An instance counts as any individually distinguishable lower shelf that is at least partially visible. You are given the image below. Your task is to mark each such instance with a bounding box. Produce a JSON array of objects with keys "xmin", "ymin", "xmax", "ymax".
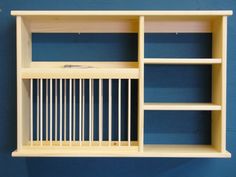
[{"xmin": 12, "ymin": 144, "xmax": 231, "ymax": 158}]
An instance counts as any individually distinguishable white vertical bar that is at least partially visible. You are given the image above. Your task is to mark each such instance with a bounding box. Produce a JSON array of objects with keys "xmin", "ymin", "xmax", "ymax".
[
  {"xmin": 89, "ymin": 79, "xmax": 92, "ymax": 145},
  {"xmin": 73, "ymin": 79, "xmax": 76, "ymax": 142},
  {"xmin": 46, "ymin": 79, "xmax": 48, "ymax": 142},
  {"xmin": 64, "ymin": 79, "xmax": 67, "ymax": 142},
  {"xmin": 128, "ymin": 79, "xmax": 131, "ymax": 146},
  {"xmin": 69, "ymin": 79, "xmax": 72, "ymax": 146},
  {"xmin": 55, "ymin": 79, "xmax": 58, "ymax": 141},
  {"xmin": 99, "ymin": 79, "xmax": 103, "ymax": 145},
  {"xmin": 30, "ymin": 79, "xmax": 33, "ymax": 146},
  {"xmin": 37, "ymin": 79, "xmax": 39, "ymax": 142},
  {"xmin": 118, "ymin": 79, "xmax": 121, "ymax": 146},
  {"xmin": 79, "ymin": 79, "xmax": 82, "ymax": 145},
  {"xmin": 91, "ymin": 79, "xmax": 94, "ymax": 142},
  {"xmin": 40, "ymin": 79, "xmax": 43, "ymax": 146},
  {"xmin": 82, "ymin": 79, "xmax": 85, "ymax": 141},
  {"xmin": 60, "ymin": 79, "xmax": 62, "ymax": 146},
  {"xmin": 109, "ymin": 79, "xmax": 112, "ymax": 146},
  {"xmin": 50, "ymin": 79, "xmax": 52, "ymax": 146}
]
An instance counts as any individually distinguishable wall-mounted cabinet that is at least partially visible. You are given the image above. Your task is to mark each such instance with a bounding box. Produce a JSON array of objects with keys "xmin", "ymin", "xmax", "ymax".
[{"xmin": 11, "ymin": 10, "xmax": 232, "ymax": 157}]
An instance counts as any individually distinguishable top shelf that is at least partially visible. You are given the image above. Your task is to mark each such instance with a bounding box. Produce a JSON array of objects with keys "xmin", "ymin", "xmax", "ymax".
[
  {"xmin": 11, "ymin": 10, "xmax": 233, "ymax": 16},
  {"xmin": 12, "ymin": 10, "xmax": 233, "ymax": 33}
]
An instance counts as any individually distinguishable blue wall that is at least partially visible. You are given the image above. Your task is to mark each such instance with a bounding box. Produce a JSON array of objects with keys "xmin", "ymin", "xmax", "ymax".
[{"xmin": 0, "ymin": 0, "xmax": 236, "ymax": 177}]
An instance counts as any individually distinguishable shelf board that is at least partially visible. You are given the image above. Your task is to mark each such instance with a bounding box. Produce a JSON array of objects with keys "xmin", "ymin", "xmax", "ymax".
[
  {"xmin": 143, "ymin": 145, "xmax": 231, "ymax": 158},
  {"xmin": 11, "ymin": 10, "xmax": 233, "ymax": 16},
  {"xmin": 143, "ymin": 103, "xmax": 222, "ymax": 111},
  {"xmin": 12, "ymin": 145, "xmax": 231, "ymax": 157},
  {"xmin": 144, "ymin": 58, "xmax": 222, "ymax": 64},
  {"xmin": 21, "ymin": 68, "xmax": 139, "ymax": 79}
]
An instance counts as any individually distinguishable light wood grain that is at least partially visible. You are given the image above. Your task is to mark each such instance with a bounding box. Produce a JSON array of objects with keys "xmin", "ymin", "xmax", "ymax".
[
  {"xmin": 11, "ymin": 10, "xmax": 233, "ymax": 16},
  {"xmin": 21, "ymin": 68, "xmax": 139, "ymax": 79},
  {"xmin": 144, "ymin": 103, "xmax": 222, "ymax": 111},
  {"xmin": 138, "ymin": 16, "xmax": 144, "ymax": 152},
  {"xmin": 12, "ymin": 145, "xmax": 231, "ymax": 158},
  {"xmin": 212, "ymin": 16, "xmax": 228, "ymax": 152},
  {"xmin": 144, "ymin": 58, "xmax": 222, "ymax": 64},
  {"xmin": 145, "ymin": 19, "xmax": 212, "ymax": 33}
]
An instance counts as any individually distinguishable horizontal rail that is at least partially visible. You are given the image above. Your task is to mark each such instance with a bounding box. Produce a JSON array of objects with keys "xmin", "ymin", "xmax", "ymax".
[{"xmin": 21, "ymin": 68, "xmax": 139, "ymax": 79}]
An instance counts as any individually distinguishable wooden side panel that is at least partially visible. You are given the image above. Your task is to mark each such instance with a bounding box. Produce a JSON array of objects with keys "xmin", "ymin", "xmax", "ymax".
[
  {"xmin": 212, "ymin": 16, "xmax": 227, "ymax": 152},
  {"xmin": 138, "ymin": 16, "xmax": 144, "ymax": 152},
  {"xmin": 17, "ymin": 17, "xmax": 32, "ymax": 149}
]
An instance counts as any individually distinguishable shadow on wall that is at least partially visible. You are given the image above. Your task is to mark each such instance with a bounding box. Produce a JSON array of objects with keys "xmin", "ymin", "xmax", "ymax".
[{"xmin": 26, "ymin": 158, "xmax": 193, "ymax": 177}]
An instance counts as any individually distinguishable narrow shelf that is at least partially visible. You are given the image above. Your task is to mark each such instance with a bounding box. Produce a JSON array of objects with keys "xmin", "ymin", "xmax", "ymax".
[
  {"xmin": 12, "ymin": 145, "xmax": 231, "ymax": 158},
  {"xmin": 143, "ymin": 145, "xmax": 231, "ymax": 158},
  {"xmin": 144, "ymin": 58, "xmax": 222, "ymax": 64},
  {"xmin": 143, "ymin": 103, "xmax": 222, "ymax": 111},
  {"xmin": 21, "ymin": 68, "xmax": 139, "ymax": 79}
]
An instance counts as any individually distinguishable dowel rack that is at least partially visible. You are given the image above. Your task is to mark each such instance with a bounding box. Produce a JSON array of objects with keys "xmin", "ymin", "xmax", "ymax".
[{"xmin": 11, "ymin": 10, "xmax": 232, "ymax": 157}]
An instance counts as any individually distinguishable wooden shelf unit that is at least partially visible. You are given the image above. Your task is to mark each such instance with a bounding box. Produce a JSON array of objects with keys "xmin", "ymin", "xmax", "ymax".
[{"xmin": 11, "ymin": 10, "xmax": 232, "ymax": 157}]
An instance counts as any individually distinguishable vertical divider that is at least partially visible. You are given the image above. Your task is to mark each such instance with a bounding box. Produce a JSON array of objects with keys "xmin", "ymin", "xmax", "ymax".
[
  {"xmin": 128, "ymin": 79, "xmax": 131, "ymax": 146},
  {"xmin": 30, "ymin": 79, "xmax": 33, "ymax": 146},
  {"xmin": 118, "ymin": 79, "xmax": 121, "ymax": 146},
  {"xmin": 60, "ymin": 79, "xmax": 62, "ymax": 146},
  {"xmin": 109, "ymin": 79, "xmax": 112, "ymax": 146},
  {"xmin": 99, "ymin": 79, "xmax": 103, "ymax": 145},
  {"xmin": 138, "ymin": 16, "xmax": 145, "ymax": 151}
]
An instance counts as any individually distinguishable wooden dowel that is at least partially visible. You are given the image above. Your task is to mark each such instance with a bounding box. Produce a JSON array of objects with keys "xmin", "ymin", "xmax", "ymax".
[
  {"xmin": 89, "ymin": 79, "xmax": 92, "ymax": 145},
  {"xmin": 82, "ymin": 79, "xmax": 85, "ymax": 141},
  {"xmin": 73, "ymin": 79, "xmax": 76, "ymax": 142},
  {"xmin": 91, "ymin": 79, "xmax": 94, "ymax": 142},
  {"xmin": 55, "ymin": 79, "xmax": 58, "ymax": 141},
  {"xmin": 128, "ymin": 79, "xmax": 131, "ymax": 146},
  {"xmin": 64, "ymin": 79, "xmax": 67, "ymax": 141},
  {"xmin": 118, "ymin": 79, "xmax": 121, "ymax": 146},
  {"xmin": 50, "ymin": 79, "xmax": 52, "ymax": 146},
  {"xmin": 99, "ymin": 79, "xmax": 103, "ymax": 145},
  {"xmin": 69, "ymin": 79, "xmax": 72, "ymax": 145},
  {"xmin": 60, "ymin": 79, "xmax": 62, "ymax": 146},
  {"xmin": 37, "ymin": 79, "xmax": 39, "ymax": 142},
  {"xmin": 109, "ymin": 79, "xmax": 112, "ymax": 146},
  {"xmin": 79, "ymin": 79, "xmax": 82, "ymax": 145},
  {"xmin": 46, "ymin": 79, "xmax": 48, "ymax": 142},
  {"xmin": 40, "ymin": 79, "xmax": 43, "ymax": 146},
  {"xmin": 30, "ymin": 79, "xmax": 33, "ymax": 146}
]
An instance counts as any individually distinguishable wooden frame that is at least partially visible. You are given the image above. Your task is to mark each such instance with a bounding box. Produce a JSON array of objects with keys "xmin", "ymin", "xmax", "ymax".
[{"xmin": 11, "ymin": 10, "xmax": 232, "ymax": 157}]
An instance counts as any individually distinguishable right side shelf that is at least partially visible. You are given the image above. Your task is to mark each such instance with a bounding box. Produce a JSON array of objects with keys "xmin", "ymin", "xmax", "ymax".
[{"xmin": 140, "ymin": 15, "xmax": 231, "ymax": 157}]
